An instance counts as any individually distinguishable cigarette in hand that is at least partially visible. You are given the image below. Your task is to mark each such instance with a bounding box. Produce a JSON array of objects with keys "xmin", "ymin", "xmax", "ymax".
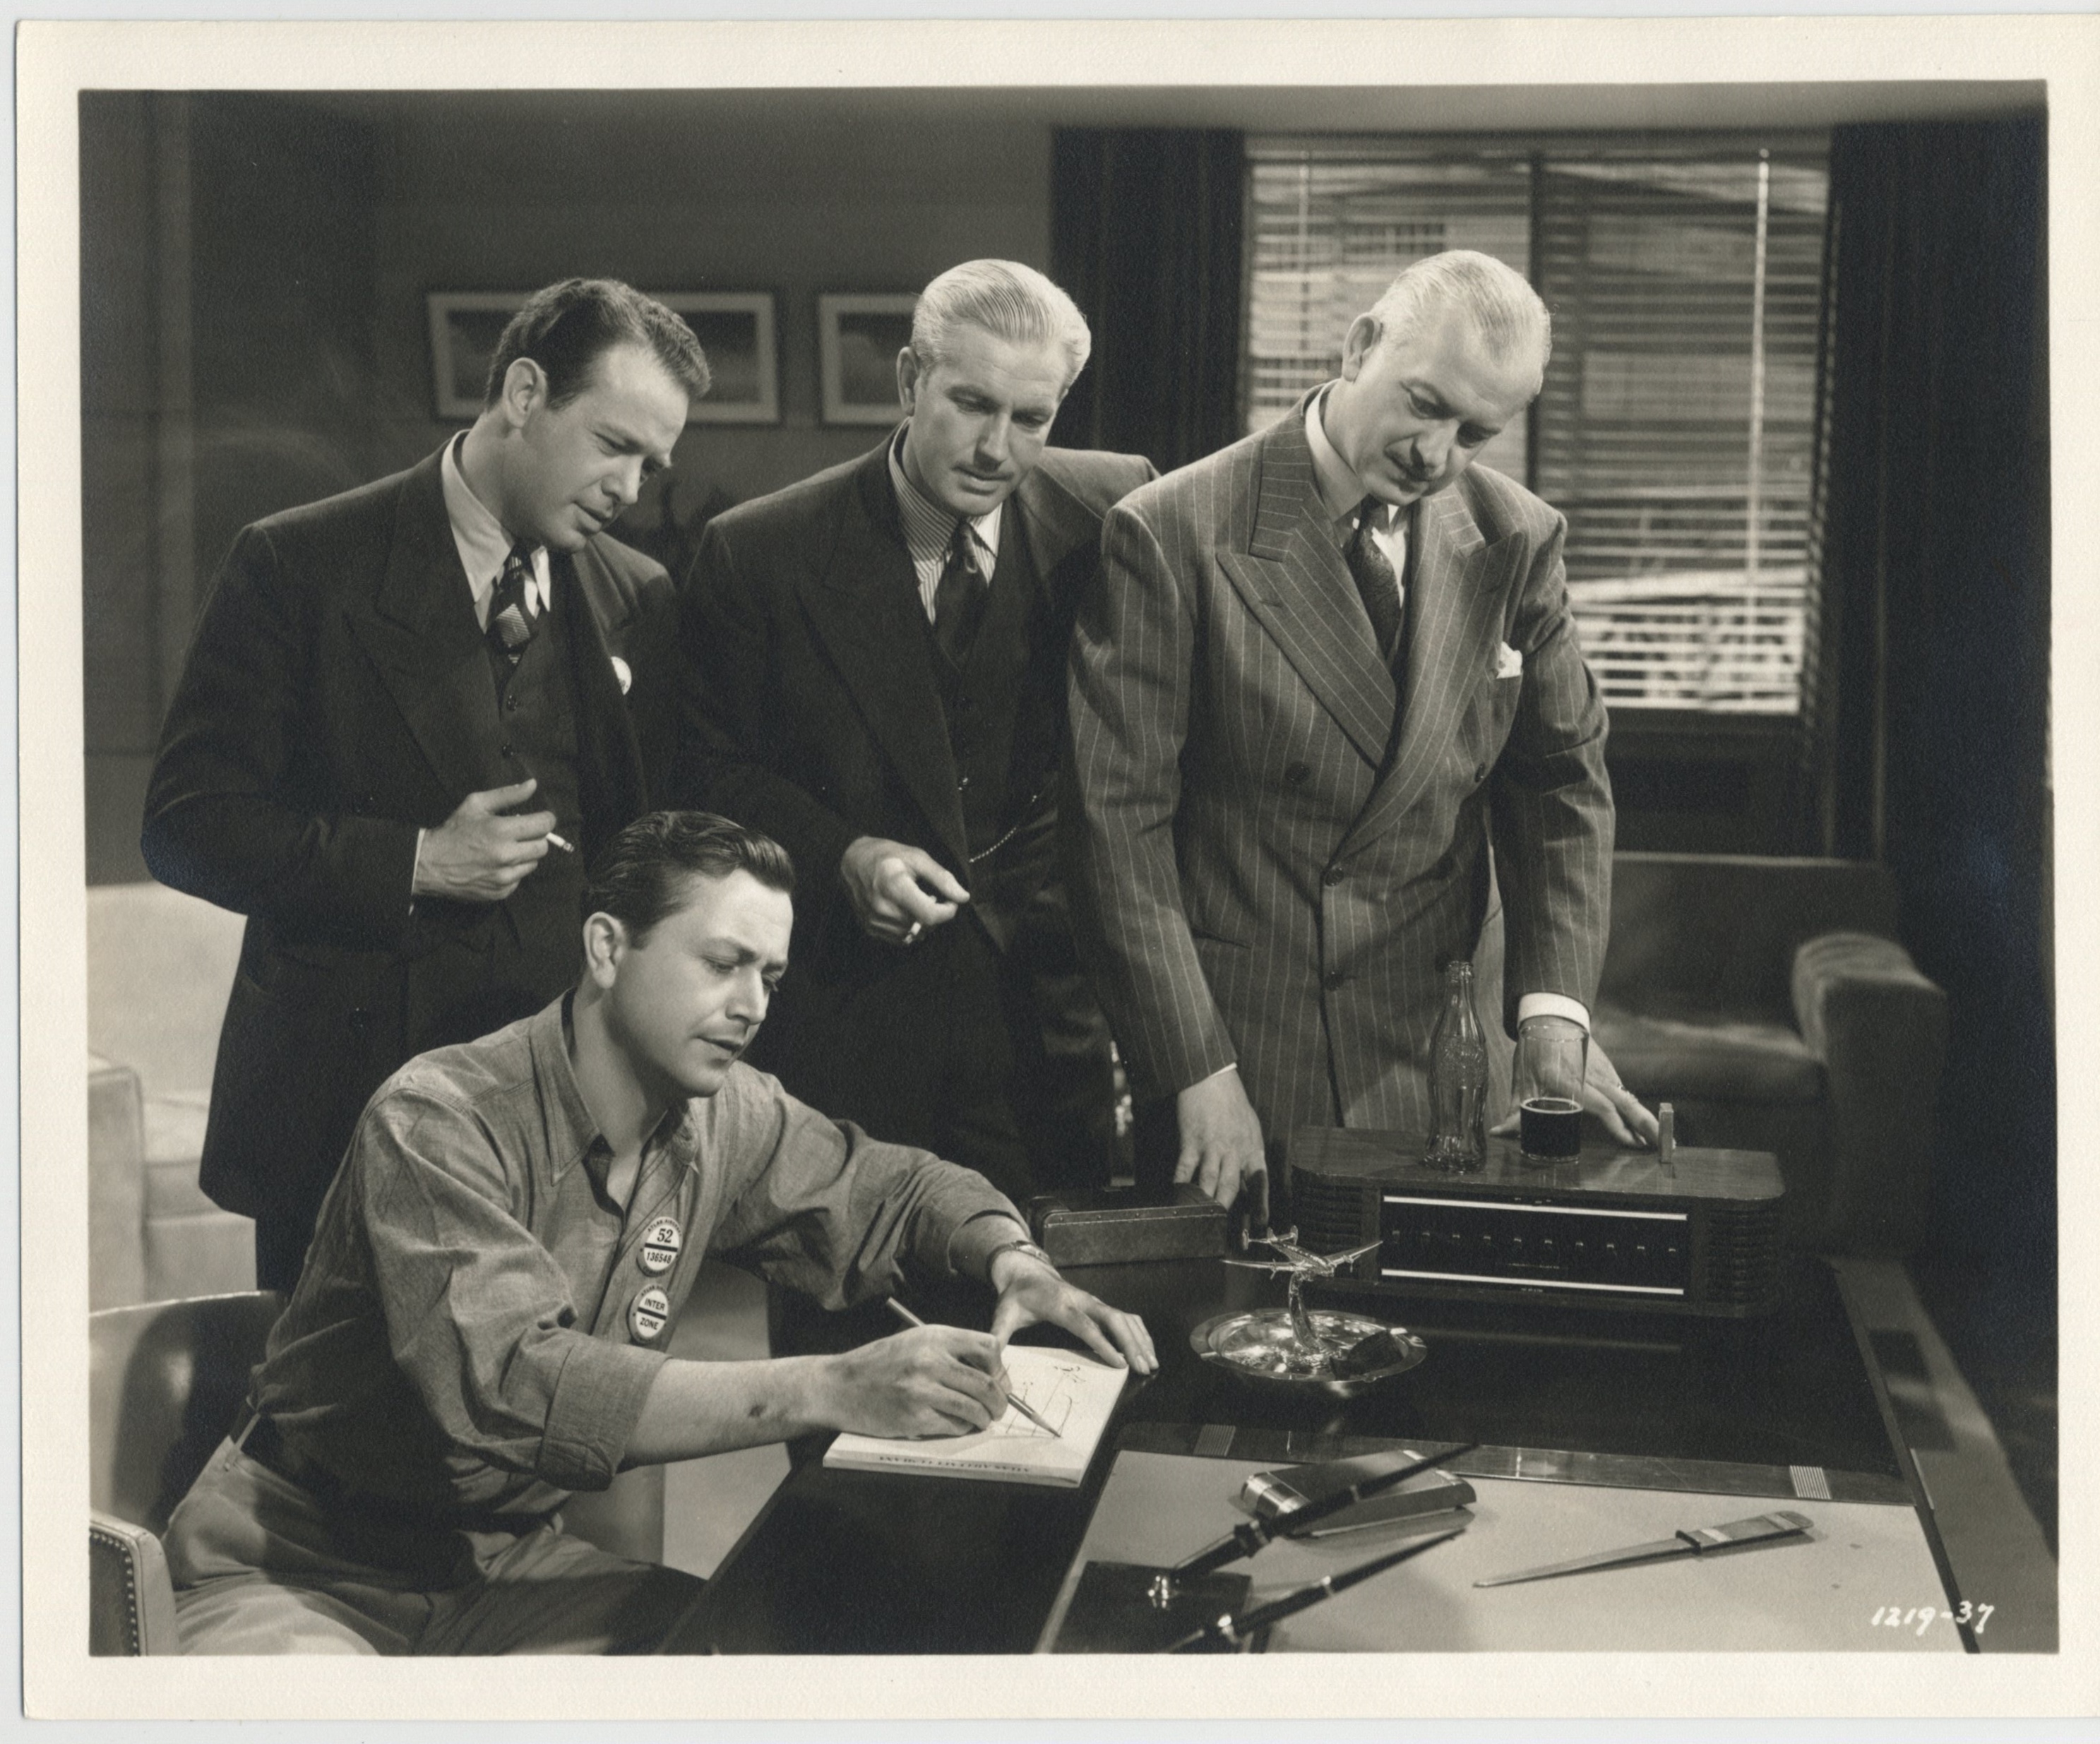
[{"xmin": 546, "ymin": 831, "xmax": 575, "ymax": 854}]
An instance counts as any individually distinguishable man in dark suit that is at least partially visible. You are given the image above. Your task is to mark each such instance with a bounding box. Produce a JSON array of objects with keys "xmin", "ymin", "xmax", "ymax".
[
  {"xmin": 1067, "ymin": 251, "xmax": 1657, "ymax": 1218},
  {"xmin": 143, "ymin": 277, "xmax": 709, "ymax": 1290},
  {"xmin": 679, "ymin": 260, "xmax": 1154, "ymax": 1211}
]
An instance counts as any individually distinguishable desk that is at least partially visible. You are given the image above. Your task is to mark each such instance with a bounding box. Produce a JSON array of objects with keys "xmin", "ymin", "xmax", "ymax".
[{"xmin": 676, "ymin": 1255, "xmax": 1958, "ymax": 1654}]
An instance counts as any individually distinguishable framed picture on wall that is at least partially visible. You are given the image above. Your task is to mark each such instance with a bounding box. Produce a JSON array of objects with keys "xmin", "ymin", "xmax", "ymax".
[
  {"xmin": 426, "ymin": 290, "xmax": 780, "ymax": 424},
  {"xmin": 817, "ymin": 292, "xmax": 918, "ymax": 424}
]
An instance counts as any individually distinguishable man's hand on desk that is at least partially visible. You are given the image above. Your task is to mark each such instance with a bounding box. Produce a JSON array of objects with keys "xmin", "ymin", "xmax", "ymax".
[
  {"xmin": 839, "ymin": 836, "xmax": 970, "ymax": 945},
  {"xmin": 1174, "ymin": 1068, "xmax": 1271, "ymax": 1229},
  {"xmin": 1490, "ymin": 1017, "xmax": 1661, "ymax": 1149},
  {"xmin": 988, "ymin": 1248, "xmax": 1158, "ymax": 1375}
]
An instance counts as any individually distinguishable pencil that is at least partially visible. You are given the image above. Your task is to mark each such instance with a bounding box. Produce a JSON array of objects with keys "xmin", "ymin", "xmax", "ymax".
[{"xmin": 884, "ymin": 1298, "xmax": 1062, "ymax": 1438}]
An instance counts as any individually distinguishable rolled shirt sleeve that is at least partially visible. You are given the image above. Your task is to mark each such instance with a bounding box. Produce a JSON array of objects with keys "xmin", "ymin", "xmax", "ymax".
[{"xmin": 351, "ymin": 1091, "xmax": 668, "ymax": 1495}]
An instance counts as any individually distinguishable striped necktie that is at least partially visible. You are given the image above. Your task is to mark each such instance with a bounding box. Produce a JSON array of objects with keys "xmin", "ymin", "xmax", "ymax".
[
  {"xmin": 1345, "ymin": 499, "xmax": 1404, "ymax": 667},
  {"xmin": 487, "ymin": 543, "xmax": 542, "ymax": 668}
]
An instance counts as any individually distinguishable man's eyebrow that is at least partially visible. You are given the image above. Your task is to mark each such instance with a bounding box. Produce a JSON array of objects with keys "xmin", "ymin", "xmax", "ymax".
[{"xmin": 708, "ymin": 937, "xmax": 790, "ymax": 974}]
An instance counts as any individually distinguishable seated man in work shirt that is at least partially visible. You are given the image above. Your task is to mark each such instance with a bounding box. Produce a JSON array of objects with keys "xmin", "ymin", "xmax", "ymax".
[{"xmin": 162, "ymin": 810, "xmax": 1156, "ymax": 1655}]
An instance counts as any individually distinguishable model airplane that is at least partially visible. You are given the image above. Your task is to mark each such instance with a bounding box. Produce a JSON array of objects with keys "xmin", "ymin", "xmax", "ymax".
[{"xmin": 1224, "ymin": 1229, "xmax": 1385, "ymax": 1359}]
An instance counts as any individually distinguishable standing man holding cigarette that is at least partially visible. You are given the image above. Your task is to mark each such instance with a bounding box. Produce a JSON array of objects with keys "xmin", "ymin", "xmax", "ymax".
[{"xmin": 143, "ymin": 277, "xmax": 709, "ymax": 1290}]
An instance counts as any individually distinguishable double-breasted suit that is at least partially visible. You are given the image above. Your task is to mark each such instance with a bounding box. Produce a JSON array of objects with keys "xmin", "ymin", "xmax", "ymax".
[
  {"xmin": 1066, "ymin": 394, "xmax": 1613, "ymax": 1151},
  {"xmin": 677, "ymin": 437, "xmax": 1154, "ymax": 1198},
  {"xmin": 143, "ymin": 447, "xmax": 677, "ymax": 1275}
]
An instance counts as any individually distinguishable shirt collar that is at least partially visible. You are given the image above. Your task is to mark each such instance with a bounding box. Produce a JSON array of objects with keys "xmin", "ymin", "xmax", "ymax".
[
  {"xmin": 887, "ymin": 426, "xmax": 1001, "ymax": 573},
  {"xmin": 533, "ymin": 994, "xmax": 698, "ymax": 1193},
  {"xmin": 441, "ymin": 432, "xmax": 551, "ymax": 617},
  {"xmin": 1305, "ymin": 384, "xmax": 1392, "ymax": 534}
]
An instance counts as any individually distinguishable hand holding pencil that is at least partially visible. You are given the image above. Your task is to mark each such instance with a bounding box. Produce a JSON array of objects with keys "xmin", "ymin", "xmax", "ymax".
[{"xmin": 886, "ymin": 1298, "xmax": 1061, "ymax": 1436}]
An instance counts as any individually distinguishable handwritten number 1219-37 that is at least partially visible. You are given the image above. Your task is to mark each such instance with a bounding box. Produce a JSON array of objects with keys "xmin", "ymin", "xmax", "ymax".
[{"xmin": 1872, "ymin": 1602, "xmax": 1993, "ymax": 1636}]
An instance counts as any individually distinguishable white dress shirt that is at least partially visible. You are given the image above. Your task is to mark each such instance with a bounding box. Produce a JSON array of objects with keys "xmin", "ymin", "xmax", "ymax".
[
  {"xmin": 1306, "ymin": 385, "xmax": 1410, "ymax": 597},
  {"xmin": 441, "ymin": 434, "xmax": 551, "ymax": 626}
]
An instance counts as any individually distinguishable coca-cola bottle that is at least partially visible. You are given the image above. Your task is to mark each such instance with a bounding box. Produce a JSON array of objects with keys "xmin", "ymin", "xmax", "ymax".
[{"xmin": 1422, "ymin": 958, "xmax": 1487, "ymax": 1172}]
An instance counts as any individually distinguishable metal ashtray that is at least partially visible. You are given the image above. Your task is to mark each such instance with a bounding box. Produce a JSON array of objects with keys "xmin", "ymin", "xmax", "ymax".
[{"xmin": 1188, "ymin": 1308, "xmax": 1428, "ymax": 1399}]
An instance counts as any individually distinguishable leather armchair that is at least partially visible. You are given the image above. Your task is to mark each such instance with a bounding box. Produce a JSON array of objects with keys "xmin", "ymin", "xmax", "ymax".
[
  {"xmin": 90, "ymin": 1292, "xmax": 285, "ymax": 1654},
  {"xmin": 1592, "ymin": 853, "xmax": 1948, "ymax": 1254}
]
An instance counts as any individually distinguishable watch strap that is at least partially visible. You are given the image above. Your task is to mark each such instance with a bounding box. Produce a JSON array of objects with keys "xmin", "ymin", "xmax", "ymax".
[{"xmin": 986, "ymin": 1237, "xmax": 1059, "ymax": 1277}]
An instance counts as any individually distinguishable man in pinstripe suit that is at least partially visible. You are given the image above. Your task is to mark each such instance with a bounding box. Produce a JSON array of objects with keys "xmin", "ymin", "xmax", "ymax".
[{"xmin": 1067, "ymin": 251, "xmax": 1657, "ymax": 1217}]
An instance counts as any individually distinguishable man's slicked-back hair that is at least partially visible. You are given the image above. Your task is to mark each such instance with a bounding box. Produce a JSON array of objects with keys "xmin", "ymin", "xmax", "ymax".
[
  {"xmin": 909, "ymin": 259, "xmax": 1092, "ymax": 391},
  {"xmin": 584, "ymin": 811, "xmax": 796, "ymax": 945},
  {"xmin": 1368, "ymin": 250, "xmax": 1552, "ymax": 388},
  {"xmin": 484, "ymin": 277, "xmax": 713, "ymax": 412}
]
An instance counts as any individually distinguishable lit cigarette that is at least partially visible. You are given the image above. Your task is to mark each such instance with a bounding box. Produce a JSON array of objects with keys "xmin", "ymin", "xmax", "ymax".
[{"xmin": 546, "ymin": 832, "xmax": 575, "ymax": 854}]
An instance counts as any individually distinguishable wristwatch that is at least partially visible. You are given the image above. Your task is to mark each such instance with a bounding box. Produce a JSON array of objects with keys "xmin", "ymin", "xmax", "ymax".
[{"xmin": 985, "ymin": 1236, "xmax": 1059, "ymax": 1278}]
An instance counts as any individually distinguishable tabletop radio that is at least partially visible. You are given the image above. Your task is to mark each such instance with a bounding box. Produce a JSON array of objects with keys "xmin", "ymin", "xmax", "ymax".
[{"xmin": 1286, "ymin": 1130, "xmax": 1785, "ymax": 1318}]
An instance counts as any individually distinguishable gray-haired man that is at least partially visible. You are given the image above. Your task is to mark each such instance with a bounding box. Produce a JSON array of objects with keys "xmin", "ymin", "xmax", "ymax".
[{"xmin": 678, "ymin": 260, "xmax": 1155, "ymax": 1207}]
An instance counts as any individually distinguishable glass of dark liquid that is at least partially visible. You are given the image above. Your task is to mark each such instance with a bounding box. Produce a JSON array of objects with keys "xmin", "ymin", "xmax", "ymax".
[{"xmin": 1514, "ymin": 1021, "xmax": 1588, "ymax": 1164}]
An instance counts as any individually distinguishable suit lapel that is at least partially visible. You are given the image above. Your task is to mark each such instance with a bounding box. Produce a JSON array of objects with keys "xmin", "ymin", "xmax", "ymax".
[
  {"xmin": 1006, "ymin": 460, "xmax": 1099, "ymax": 611},
  {"xmin": 348, "ymin": 450, "xmax": 506, "ymax": 804},
  {"xmin": 560, "ymin": 545, "xmax": 648, "ymax": 845},
  {"xmin": 799, "ymin": 441, "xmax": 969, "ymax": 870},
  {"xmin": 1343, "ymin": 488, "xmax": 1518, "ymax": 856},
  {"xmin": 1215, "ymin": 413, "xmax": 1397, "ymax": 771}
]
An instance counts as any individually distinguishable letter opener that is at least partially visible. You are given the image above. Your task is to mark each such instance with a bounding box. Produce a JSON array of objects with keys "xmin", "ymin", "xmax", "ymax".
[{"xmin": 1472, "ymin": 1508, "xmax": 1815, "ymax": 1587}]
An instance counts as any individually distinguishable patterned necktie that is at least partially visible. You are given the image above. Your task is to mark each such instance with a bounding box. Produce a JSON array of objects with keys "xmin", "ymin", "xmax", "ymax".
[
  {"xmin": 1346, "ymin": 499, "xmax": 1404, "ymax": 667},
  {"xmin": 931, "ymin": 517, "xmax": 989, "ymax": 671},
  {"xmin": 487, "ymin": 543, "xmax": 542, "ymax": 669}
]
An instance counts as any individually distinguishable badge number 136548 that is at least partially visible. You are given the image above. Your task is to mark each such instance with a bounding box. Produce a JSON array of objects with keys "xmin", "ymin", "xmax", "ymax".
[{"xmin": 1871, "ymin": 1601, "xmax": 1993, "ymax": 1636}]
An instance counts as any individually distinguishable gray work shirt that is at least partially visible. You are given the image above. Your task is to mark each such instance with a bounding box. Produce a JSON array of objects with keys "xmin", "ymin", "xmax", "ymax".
[{"xmin": 249, "ymin": 993, "xmax": 1024, "ymax": 1526}]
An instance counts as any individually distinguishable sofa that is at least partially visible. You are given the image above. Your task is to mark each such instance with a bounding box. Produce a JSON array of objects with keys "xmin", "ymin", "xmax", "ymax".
[
  {"xmin": 1592, "ymin": 852, "xmax": 1948, "ymax": 1255},
  {"xmin": 87, "ymin": 883, "xmax": 253, "ymax": 1308}
]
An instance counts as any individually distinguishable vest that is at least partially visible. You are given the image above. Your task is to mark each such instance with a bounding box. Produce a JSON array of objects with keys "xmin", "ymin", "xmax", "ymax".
[{"xmin": 924, "ymin": 508, "xmax": 1056, "ymax": 864}]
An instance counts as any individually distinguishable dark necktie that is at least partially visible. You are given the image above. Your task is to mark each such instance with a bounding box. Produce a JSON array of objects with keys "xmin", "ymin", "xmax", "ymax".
[
  {"xmin": 931, "ymin": 517, "xmax": 989, "ymax": 671},
  {"xmin": 1346, "ymin": 500, "xmax": 1404, "ymax": 667},
  {"xmin": 487, "ymin": 543, "xmax": 542, "ymax": 669}
]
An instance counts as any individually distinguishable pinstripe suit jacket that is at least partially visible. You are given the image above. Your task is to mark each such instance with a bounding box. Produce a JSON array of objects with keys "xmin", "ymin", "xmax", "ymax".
[{"xmin": 1065, "ymin": 395, "xmax": 1613, "ymax": 1141}]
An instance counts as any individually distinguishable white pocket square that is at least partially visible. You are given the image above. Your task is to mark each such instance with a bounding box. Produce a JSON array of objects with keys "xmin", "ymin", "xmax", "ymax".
[
  {"xmin": 1495, "ymin": 642, "xmax": 1524, "ymax": 680},
  {"xmin": 610, "ymin": 655, "xmax": 633, "ymax": 695}
]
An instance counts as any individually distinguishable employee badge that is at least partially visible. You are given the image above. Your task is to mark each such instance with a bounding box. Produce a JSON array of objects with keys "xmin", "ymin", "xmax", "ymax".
[
  {"xmin": 638, "ymin": 1217, "xmax": 683, "ymax": 1275},
  {"xmin": 629, "ymin": 1286, "xmax": 672, "ymax": 1344}
]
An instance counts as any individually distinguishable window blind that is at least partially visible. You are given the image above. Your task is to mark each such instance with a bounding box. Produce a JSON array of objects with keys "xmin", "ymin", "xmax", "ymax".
[
  {"xmin": 1243, "ymin": 136, "xmax": 1830, "ymax": 716},
  {"xmin": 1532, "ymin": 147, "xmax": 1830, "ymax": 713},
  {"xmin": 1243, "ymin": 147, "xmax": 1533, "ymax": 479}
]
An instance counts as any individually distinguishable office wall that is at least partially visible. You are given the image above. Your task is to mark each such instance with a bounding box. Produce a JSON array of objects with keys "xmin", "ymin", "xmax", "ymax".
[
  {"xmin": 361, "ymin": 90, "xmax": 1053, "ymax": 501},
  {"xmin": 83, "ymin": 91, "xmax": 383, "ymax": 885}
]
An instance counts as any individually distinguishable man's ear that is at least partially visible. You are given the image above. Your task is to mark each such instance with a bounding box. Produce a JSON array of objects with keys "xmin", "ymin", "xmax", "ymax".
[
  {"xmin": 1340, "ymin": 315, "xmax": 1382, "ymax": 382},
  {"xmin": 499, "ymin": 357, "xmax": 549, "ymax": 431},
  {"xmin": 895, "ymin": 345, "xmax": 921, "ymax": 415},
  {"xmin": 581, "ymin": 911, "xmax": 627, "ymax": 987}
]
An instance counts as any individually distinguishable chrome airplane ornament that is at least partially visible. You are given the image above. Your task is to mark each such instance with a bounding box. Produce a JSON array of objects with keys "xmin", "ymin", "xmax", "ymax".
[{"xmin": 1189, "ymin": 1229, "xmax": 1428, "ymax": 1396}]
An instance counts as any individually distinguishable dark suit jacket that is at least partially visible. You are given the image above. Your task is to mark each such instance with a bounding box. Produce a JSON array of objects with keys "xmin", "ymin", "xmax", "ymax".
[
  {"xmin": 675, "ymin": 437, "xmax": 1153, "ymax": 1095},
  {"xmin": 142, "ymin": 446, "xmax": 677, "ymax": 1224},
  {"xmin": 1066, "ymin": 395, "xmax": 1613, "ymax": 1142}
]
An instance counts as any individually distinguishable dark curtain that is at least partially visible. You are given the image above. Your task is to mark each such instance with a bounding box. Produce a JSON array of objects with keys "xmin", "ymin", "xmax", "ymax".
[
  {"xmin": 1049, "ymin": 129, "xmax": 1244, "ymax": 472},
  {"xmin": 1813, "ymin": 118, "xmax": 2051, "ymax": 1288}
]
